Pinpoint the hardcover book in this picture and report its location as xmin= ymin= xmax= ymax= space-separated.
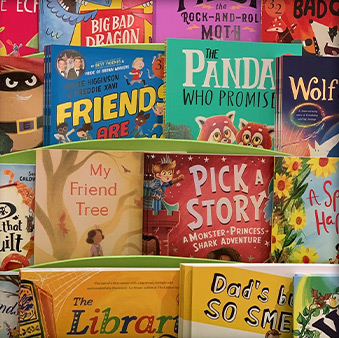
xmin=44 ymin=44 xmax=165 ymax=146
xmin=293 ymin=274 xmax=339 ymax=338
xmin=0 ymin=164 xmax=35 ymax=271
xmin=39 ymin=0 xmax=153 ymax=52
xmin=0 ymin=0 xmax=39 ymax=56
xmin=0 ymin=56 xmax=44 ymax=153
xmin=143 ymin=153 xmax=274 ymax=262
xmin=153 ymin=0 xmax=261 ymax=43
xmin=34 ymin=149 xmax=144 ymax=265
xmin=165 ymin=38 xmax=302 ymax=149
xmin=271 ymin=156 xmax=339 ymax=264
xmin=19 ymin=268 xmax=179 ymax=338
xmin=276 ymin=55 xmax=339 ymax=157
xmin=261 ymin=0 xmax=339 ymax=56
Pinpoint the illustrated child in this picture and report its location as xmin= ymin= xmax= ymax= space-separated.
xmin=207 ymin=247 xmax=241 ymax=261
xmin=77 ymin=123 xmax=93 ymax=141
xmin=54 ymin=122 xmax=75 ymax=143
xmin=86 ymin=229 xmax=104 ymax=257
xmin=124 ymin=57 xmax=146 ymax=85
xmin=150 ymin=102 xmax=164 ymax=132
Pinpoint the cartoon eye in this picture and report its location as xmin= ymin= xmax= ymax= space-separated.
xmin=25 ymin=75 xmax=37 ymax=87
xmin=161 ymin=171 xmax=167 ymax=176
xmin=5 ymin=77 xmax=18 ymax=88
xmin=242 ymin=130 xmax=251 ymax=144
xmin=252 ymin=133 xmax=263 ymax=146
xmin=168 ymin=171 xmax=173 ymax=176
xmin=213 ymin=131 xmax=222 ymax=142
xmin=224 ymin=128 xmax=231 ymax=139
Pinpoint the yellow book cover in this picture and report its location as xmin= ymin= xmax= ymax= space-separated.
xmin=34 ymin=149 xmax=144 ymax=264
xmin=19 ymin=268 xmax=179 ymax=338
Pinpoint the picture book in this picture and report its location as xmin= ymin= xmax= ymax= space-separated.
xmin=0 ymin=56 xmax=44 ymax=153
xmin=0 ymin=164 xmax=35 ymax=271
xmin=179 ymin=263 xmax=337 ymax=338
xmin=165 ymin=38 xmax=302 ymax=149
xmin=293 ymin=274 xmax=339 ymax=338
xmin=44 ymin=44 xmax=165 ymax=146
xmin=19 ymin=268 xmax=179 ymax=338
xmin=261 ymin=0 xmax=339 ymax=56
xmin=34 ymin=149 xmax=144 ymax=265
xmin=143 ymin=152 xmax=274 ymax=262
xmin=271 ymin=156 xmax=339 ymax=264
xmin=0 ymin=272 xmax=19 ymax=338
xmin=276 ymin=55 xmax=339 ymax=157
xmin=39 ymin=0 xmax=153 ymax=52
xmin=0 ymin=0 xmax=39 ymax=56
xmin=153 ymin=0 xmax=261 ymax=43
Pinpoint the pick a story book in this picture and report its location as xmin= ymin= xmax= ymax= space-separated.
xmin=34 ymin=149 xmax=144 ymax=265
xmin=165 ymin=39 xmax=302 ymax=149
xmin=44 ymin=44 xmax=165 ymax=146
xmin=143 ymin=153 xmax=274 ymax=262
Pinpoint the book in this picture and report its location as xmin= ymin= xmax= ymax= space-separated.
xmin=0 ymin=0 xmax=39 ymax=56
xmin=153 ymin=0 xmax=261 ymax=43
xmin=276 ymin=55 xmax=339 ymax=157
xmin=39 ymin=0 xmax=153 ymax=52
xmin=0 ymin=56 xmax=44 ymax=153
xmin=0 ymin=163 xmax=35 ymax=271
xmin=270 ymin=156 xmax=339 ymax=264
xmin=19 ymin=267 xmax=179 ymax=338
xmin=44 ymin=44 xmax=165 ymax=146
xmin=179 ymin=263 xmax=337 ymax=338
xmin=261 ymin=0 xmax=339 ymax=56
xmin=165 ymin=38 xmax=302 ymax=149
xmin=143 ymin=152 xmax=274 ymax=262
xmin=34 ymin=148 xmax=144 ymax=265
xmin=293 ymin=274 xmax=339 ymax=338
xmin=0 ymin=271 xmax=19 ymax=338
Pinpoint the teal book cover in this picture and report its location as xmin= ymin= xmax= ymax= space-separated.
xmin=165 ymin=39 xmax=302 ymax=150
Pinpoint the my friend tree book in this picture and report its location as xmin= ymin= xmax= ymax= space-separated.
xmin=34 ymin=149 xmax=144 ymax=264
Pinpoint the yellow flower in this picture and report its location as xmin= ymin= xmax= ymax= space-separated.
xmin=293 ymin=246 xmax=319 ymax=263
xmin=271 ymin=226 xmax=285 ymax=252
xmin=290 ymin=209 xmax=306 ymax=230
xmin=274 ymin=173 xmax=292 ymax=198
xmin=284 ymin=157 xmax=302 ymax=176
xmin=308 ymin=158 xmax=338 ymax=178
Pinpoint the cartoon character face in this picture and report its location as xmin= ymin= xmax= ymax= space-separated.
xmin=134 ymin=111 xmax=150 ymax=126
xmin=156 ymin=169 xmax=173 ymax=183
xmin=266 ymin=17 xmax=286 ymax=33
xmin=310 ymin=20 xmax=339 ymax=56
xmin=236 ymin=119 xmax=274 ymax=149
xmin=133 ymin=59 xmax=144 ymax=70
xmin=195 ymin=111 xmax=238 ymax=143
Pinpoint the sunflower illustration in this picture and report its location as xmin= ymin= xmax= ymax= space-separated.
xmin=274 ymin=173 xmax=292 ymax=198
xmin=293 ymin=246 xmax=319 ymax=263
xmin=271 ymin=226 xmax=285 ymax=252
xmin=289 ymin=208 xmax=306 ymax=231
xmin=308 ymin=158 xmax=338 ymax=178
xmin=283 ymin=157 xmax=302 ymax=177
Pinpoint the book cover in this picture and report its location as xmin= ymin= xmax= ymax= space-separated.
xmin=0 ymin=164 xmax=35 ymax=271
xmin=0 ymin=0 xmax=39 ymax=56
xmin=45 ymin=44 xmax=165 ymax=146
xmin=165 ymin=38 xmax=302 ymax=149
xmin=271 ymin=156 xmax=339 ymax=264
xmin=261 ymin=0 xmax=339 ymax=56
xmin=179 ymin=263 xmax=337 ymax=338
xmin=34 ymin=149 xmax=144 ymax=265
xmin=276 ymin=55 xmax=339 ymax=157
xmin=153 ymin=0 xmax=261 ymax=43
xmin=19 ymin=268 xmax=179 ymax=338
xmin=293 ymin=274 xmax=339 ymax=338
xmin=39 ymin=0 xmax=153 ymax=52
xmin=0 ymin=272 xmax=19 ymax=338
xmin=143 ymin=153 xmax=274 ymax=262
xmin=0 ymin=56 xmax=44 ymax=153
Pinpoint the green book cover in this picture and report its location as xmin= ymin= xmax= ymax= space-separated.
xmin=165 ymin=39 xmax=302 ymax=150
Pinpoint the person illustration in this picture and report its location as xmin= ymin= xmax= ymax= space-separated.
xmin=86 ymin=229 xmax=104 ymax=257
xmin=150 ymin=102 xmax=164 ymax=132
xmin=54 ymin=122 xmax=75 ymax=143
xmin=265 ymin=329 xmax=281 ymax=338
xmin=329 ymin=243 xmax=339 ymax=264
xmin=207 ymin=247 xmax=241 ymax=261
xmin=57 ymin=58 xmax=67 ymax=77
xmin=124 ymin=57 xmax=146 ymax=85
xmin=67 ymin=56 xmax=84 ymax=79
xmin=77 ymin=123 xmax=93 ymax=141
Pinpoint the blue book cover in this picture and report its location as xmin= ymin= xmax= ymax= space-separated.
xmin=45 ymin=44 xmax=165 ymax=145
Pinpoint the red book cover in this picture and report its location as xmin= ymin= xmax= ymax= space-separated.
xmin=143 ymin=153 xmax=274 ymax=263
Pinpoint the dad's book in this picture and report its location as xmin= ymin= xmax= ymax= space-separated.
xmin=19 ymin=268 xmax=179 ymax=338
xmin=276 ymin=55 xmax=339 ymax=157
xmin=0 ymin=164 xmax=35 ymax=271
xmin=165 ymin=39 xmax=302 ymax=149
xmin=293 ymin=274 xmax=339 ymax=338
xmin=153 ymin=0 xmax=260 ymax=43
xmin=271 ymin=156 xmax=339 ymax=264
xmin=44 ymin=44 xmax=165 ymax=146
xmin=261 ymin=0 xmax=339 ymax=56
xmin=143 ymin=153 xmax=274 ymax=262
xmin=34 ymin=149 xmax=144 ymax=265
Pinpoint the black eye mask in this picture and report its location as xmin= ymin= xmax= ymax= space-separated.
xmin=0 ymin=71 xmax=42 ymax=92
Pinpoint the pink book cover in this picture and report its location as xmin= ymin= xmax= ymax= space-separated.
xmin=0 ymin=0 xmax=39 ymax=56
xmin=153 ymin=0 xmax=261 ymax=43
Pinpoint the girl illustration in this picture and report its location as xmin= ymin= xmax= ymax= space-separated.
xmin=86 ymin=229 xmax=104 ymax=257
